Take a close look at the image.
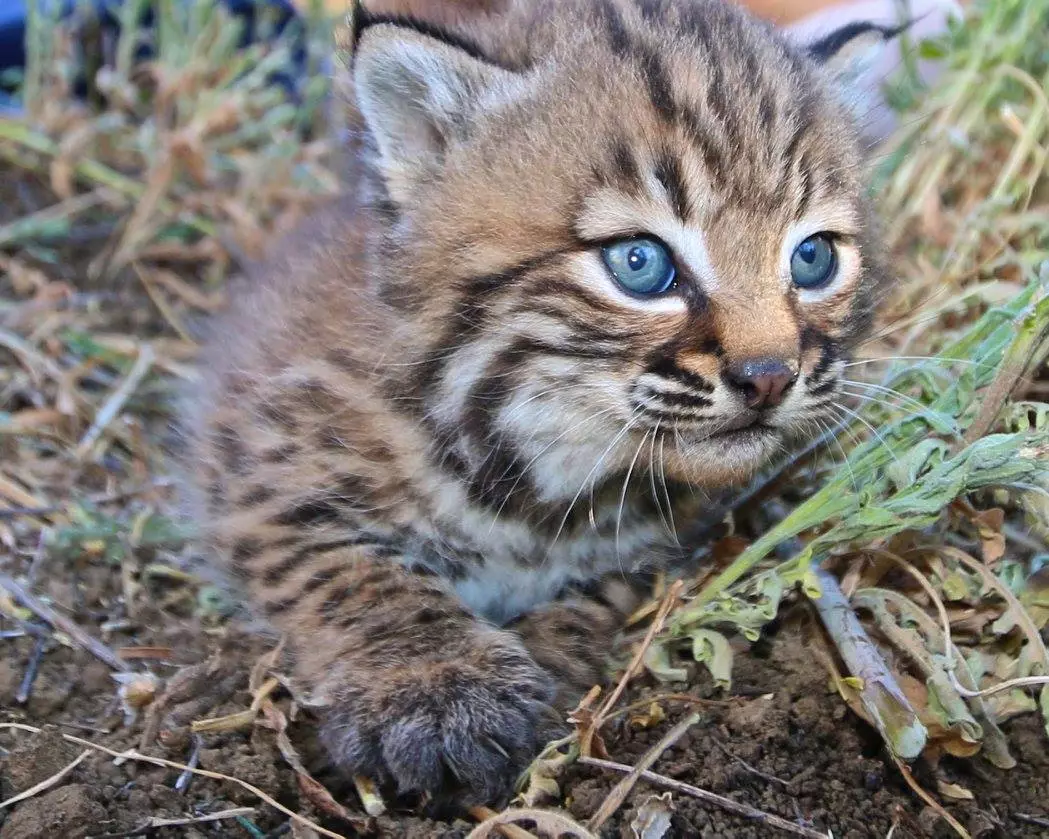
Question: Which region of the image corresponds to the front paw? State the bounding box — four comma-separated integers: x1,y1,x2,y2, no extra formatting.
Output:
322,632,558,804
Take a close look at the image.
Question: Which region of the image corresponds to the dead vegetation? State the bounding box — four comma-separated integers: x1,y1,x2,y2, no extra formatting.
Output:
1,1,1048,837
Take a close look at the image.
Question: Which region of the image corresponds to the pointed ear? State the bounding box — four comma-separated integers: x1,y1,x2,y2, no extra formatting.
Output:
352,21,518,201
799,19,905,121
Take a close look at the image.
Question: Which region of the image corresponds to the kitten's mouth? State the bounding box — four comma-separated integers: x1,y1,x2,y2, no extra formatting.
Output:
673,413,779,449
709,411,776,439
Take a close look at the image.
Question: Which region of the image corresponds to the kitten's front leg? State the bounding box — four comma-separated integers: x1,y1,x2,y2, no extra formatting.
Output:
509,579,642,704
251,548,557,803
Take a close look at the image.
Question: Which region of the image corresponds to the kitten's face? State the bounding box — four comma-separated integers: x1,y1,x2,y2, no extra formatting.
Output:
355,1,890,499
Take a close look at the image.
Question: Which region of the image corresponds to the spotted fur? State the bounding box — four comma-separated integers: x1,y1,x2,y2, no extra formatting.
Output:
181,0,894,805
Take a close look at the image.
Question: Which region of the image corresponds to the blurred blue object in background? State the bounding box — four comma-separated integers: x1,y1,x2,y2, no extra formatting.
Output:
0,0,305,115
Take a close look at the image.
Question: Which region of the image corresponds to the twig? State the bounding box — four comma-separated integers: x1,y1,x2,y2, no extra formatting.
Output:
0,506,61,520
892,756,972,839
579,580,683,756
808,567,927,760
587,711,701,830
1013,813,1049,829
0,749,90,809
466,807,596,839
941,547,1049,689
174,734,203,793
713,738,793,788
76,342,156,459
15,634,47,704
468,807,540,839
90,808,259,838
0,119,217,238
579,756,830,838
25,527,51,588
0,574,130,672
0,723,347,839
0,189,109,248
874,548,1049,700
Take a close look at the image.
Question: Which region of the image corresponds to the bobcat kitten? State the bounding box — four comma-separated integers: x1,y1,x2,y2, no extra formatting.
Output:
183,0,894,805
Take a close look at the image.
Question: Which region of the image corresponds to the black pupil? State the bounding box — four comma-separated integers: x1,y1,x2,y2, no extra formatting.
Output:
799,240,819,264
627,246,648,271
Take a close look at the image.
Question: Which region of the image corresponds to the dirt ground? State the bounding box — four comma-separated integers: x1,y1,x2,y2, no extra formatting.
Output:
2,560,1048,839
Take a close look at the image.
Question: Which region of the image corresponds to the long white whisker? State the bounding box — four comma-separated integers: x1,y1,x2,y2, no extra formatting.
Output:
844,356,993,370
486,406,618,535
615,429,649,568
646,421,672,537
838,379,932,415
546,406,645,556
657,431,679,542
828,401,902,469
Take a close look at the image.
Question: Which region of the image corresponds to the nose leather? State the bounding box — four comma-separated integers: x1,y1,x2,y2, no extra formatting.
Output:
724,358,798,409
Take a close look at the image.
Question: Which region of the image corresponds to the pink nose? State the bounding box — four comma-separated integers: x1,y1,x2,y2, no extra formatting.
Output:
724,358,798,409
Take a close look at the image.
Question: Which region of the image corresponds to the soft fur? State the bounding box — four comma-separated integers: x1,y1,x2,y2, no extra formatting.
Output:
181,0,894,806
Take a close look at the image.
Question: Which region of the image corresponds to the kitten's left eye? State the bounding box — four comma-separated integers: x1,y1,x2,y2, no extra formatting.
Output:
602,238,676,296
790,234,837,289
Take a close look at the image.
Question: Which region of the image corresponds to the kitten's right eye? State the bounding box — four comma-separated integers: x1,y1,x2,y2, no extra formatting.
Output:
601,238,677,296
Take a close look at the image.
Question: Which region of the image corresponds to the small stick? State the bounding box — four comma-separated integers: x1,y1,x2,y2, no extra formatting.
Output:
25,527,51,588
89,808,258,838
15,634,47,704
892,756,971,839
466,807,595,839
579,756,830,839
0,723,348,839
0,750,90,809
0,574,130,672
579,580,683,756
807,567,927,760
76,343,156,459
587,711,701,830
147,807,257,828
713,738,792,788
467,807,540,839
174,735,202,793
1013,814,1049,829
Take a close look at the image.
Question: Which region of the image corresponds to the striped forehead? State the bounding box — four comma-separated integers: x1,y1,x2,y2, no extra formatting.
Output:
569,0,840,214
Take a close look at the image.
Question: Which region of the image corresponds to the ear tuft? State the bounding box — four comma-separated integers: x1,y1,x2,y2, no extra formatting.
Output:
805,20,907,69
788,12,911,136
352,21,516,202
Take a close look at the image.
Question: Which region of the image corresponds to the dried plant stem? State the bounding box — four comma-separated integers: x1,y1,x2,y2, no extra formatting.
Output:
808,567,927,760
466,807,596,839
76,343,156,459
0,573,130,672
0,749,90,809
873,549,1049,700
0,723,348,839
99,801,257,834
579,756,829,838
579,580,683,756
467,807,541,839
892,756,971,839
0,119,217,238
0,190,108,248
587,711,700,830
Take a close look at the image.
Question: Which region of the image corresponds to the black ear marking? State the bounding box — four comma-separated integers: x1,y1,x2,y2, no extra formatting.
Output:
349,1,502,67
806,19,909,64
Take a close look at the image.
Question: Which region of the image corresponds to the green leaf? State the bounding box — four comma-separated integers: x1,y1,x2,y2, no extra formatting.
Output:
689,629,734,689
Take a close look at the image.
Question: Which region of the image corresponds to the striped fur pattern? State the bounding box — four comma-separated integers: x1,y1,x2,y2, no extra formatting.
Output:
181,0,892,805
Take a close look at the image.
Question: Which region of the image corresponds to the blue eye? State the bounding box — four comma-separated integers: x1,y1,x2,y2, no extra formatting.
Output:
601,237,676,296
790,234,837,289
